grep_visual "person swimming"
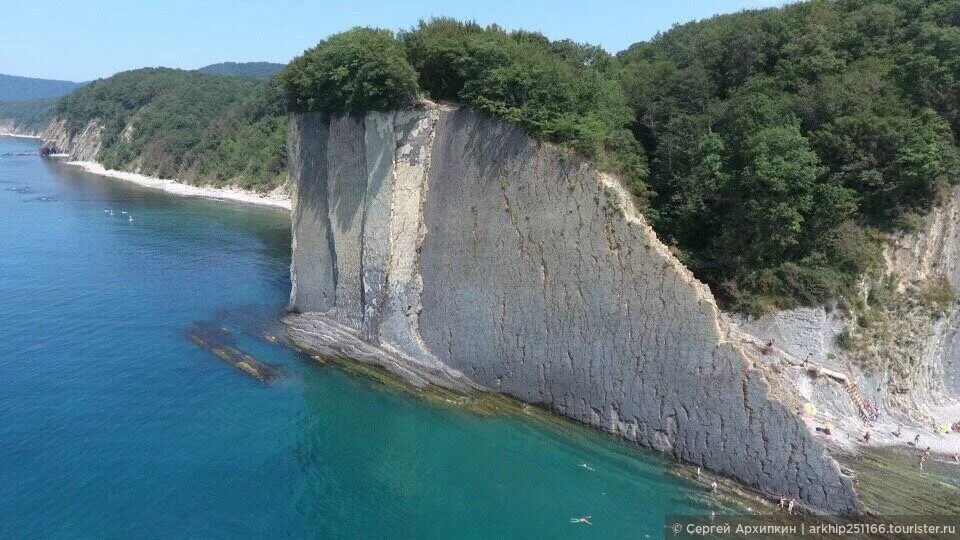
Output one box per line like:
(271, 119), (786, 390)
(579, 462), (594, 471)
(570, 516), (592, 525)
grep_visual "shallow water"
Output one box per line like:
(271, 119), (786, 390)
(0, 136), (716, 537)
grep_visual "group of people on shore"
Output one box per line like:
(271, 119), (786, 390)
(777, 496), (797, 514)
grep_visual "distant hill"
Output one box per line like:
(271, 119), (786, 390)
(54, 67), (287, 190)
(0, 98), (56, 134)
(0, 73), (78, 101)
(196, 62), (285, 79)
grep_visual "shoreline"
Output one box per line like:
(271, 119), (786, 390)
(62, 160), (291, 211)
(0, 132), (42, 139)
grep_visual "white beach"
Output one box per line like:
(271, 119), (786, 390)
(65, 160), (291, 211)
(0, 132), (41, 139)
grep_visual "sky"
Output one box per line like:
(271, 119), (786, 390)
(1, 0), (787, 82)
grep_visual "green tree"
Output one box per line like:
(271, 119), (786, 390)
(715, 124), (825, 270)
(401, 18), (484, 100)
(283, 27), (419, 114)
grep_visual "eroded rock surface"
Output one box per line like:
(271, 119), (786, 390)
(283, 104), (862, 514)
(0, 119), (41, 137)
(40, 118), (103, 160)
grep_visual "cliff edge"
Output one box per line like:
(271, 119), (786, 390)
(282, 103), (863, 514)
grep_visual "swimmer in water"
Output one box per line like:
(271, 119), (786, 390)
(711, 481), (717, 492)
(579, 462), (594, 471)
(570, 516), (592, 525)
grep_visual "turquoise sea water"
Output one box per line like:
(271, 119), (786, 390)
(0, 136), (714, 538)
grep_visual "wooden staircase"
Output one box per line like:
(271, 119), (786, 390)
(842, 378), (872, 422)
(732, 329), (873, 424)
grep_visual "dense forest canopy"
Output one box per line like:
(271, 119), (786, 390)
(197, 62), (285, 79)
(0, 98), (55, 132)
(618, 0), (960, 312)
(55, 68), (287, 190)
(18, 0), (960, 313)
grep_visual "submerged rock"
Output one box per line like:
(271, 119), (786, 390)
(186, 321), (280, 383)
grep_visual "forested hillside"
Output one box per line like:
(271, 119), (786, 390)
(197, 62), (285, 79)
(55, 68), (286, 190)
(618, 0), (960, 312)
(0, 73), (77, 101)
(0, 99), (55, 132)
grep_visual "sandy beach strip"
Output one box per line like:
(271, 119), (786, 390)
(0, 132), (42, 139)
(64, 160), (291, 211)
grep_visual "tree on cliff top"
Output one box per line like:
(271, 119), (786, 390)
(282, 28), (420, 114)
(401, 19), (649, 202)
(281, 21), (649, 203)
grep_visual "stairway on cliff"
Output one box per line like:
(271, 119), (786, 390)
(731, 329), (874, 424)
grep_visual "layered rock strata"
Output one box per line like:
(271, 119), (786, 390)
(283, 103), (863, 514)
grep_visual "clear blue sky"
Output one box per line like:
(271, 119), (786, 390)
(1, 0), (786, 82)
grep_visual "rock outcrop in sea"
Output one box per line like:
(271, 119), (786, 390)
(282, 103), (864, 515)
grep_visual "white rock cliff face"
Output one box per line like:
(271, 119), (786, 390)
(282, 104), (863, 514)
(0, 119), (41, 137)
(40, 118), (103, 160)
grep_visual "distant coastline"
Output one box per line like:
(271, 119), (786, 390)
(0, 132), (41, 139)
(60, 159), (291, 211)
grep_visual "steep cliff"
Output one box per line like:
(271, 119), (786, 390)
(283, 103), (863, 514)
(39, 118), (104, 160)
